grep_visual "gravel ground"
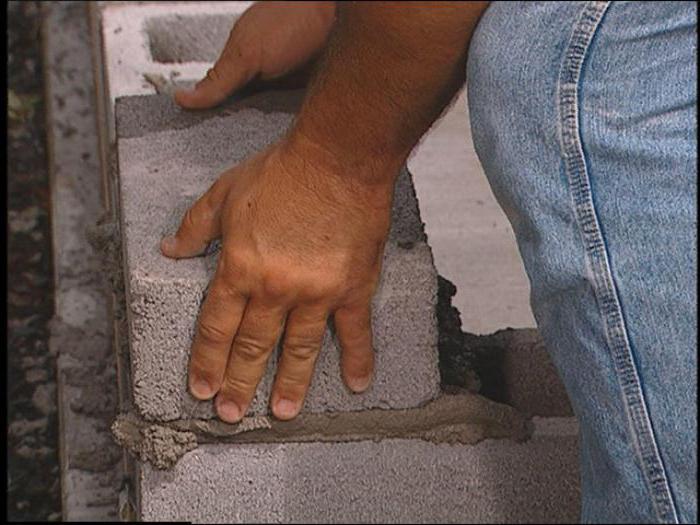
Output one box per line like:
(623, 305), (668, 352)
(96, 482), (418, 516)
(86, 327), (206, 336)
(7, 1), (62, 521)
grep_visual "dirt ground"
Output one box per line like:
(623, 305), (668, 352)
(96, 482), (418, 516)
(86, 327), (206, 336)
(7, 1), (62, 521)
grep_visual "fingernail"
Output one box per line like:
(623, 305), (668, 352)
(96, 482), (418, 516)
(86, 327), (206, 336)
(217, 399), (241, 423)
(274, 398), (299, 420)
(347, 375), (371, 393)
(190, 378), (213, 399)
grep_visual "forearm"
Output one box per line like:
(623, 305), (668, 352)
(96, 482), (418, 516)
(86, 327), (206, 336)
(288, 1), (489, 187)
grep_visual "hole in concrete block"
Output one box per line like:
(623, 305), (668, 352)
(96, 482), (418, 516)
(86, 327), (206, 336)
(145, 14), (240, 64)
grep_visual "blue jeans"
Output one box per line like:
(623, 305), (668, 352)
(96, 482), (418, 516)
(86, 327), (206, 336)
(466, 1), (697, 523)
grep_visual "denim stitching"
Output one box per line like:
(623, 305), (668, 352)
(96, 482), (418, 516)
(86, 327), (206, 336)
(557, 2), (679, 522)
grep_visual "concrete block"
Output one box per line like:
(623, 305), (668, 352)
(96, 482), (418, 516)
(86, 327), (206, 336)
(465, 329), (574, 418)
(101, 1), (251, 103)
(116, 94), (440, 421)
(497, 329), (573, 417)
(98, 1), (252, 142)
(136, 417), (580, 523)
(409, 89), (537, 334)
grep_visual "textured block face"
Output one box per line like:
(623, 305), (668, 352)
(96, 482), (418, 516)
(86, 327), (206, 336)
(138, 434), (580, 523)
(497, 329), (573, 417)
(116, 95), (440, 421)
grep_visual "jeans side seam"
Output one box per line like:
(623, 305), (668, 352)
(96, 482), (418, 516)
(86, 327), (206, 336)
(556, 2), (679, 523)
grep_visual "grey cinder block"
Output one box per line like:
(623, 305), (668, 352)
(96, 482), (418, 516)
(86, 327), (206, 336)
(116, 94), (441, 421)
(138, 427), (580, 523)
(465, 329), (574, 418)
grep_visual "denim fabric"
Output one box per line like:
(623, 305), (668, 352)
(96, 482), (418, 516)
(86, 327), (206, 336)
(466, 1), (697, 523)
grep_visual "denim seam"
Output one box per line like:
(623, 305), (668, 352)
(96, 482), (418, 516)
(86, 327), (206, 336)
(556, 2), (679, 523)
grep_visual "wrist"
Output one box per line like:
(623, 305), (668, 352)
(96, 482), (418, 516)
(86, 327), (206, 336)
(287, 121), (404, 184)
(279, 128), (400, 213)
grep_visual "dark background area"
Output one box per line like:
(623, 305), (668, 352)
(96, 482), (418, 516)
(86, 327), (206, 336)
(7, 1), (62, 521)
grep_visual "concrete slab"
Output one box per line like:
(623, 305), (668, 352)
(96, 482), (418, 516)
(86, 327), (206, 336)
(136, 416), (580, 523)
(116, 94), (440, 421)
(409, 90), (537, 334)
(43, 1), (122, 520)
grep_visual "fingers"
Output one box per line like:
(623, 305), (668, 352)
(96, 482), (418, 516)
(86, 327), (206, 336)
(188, 265), (247, 401)
(334, 302), (375, 393)
(174, 35), (256, 109)
(270, 306), (329, 420)
(161, 175), (230, 259)
(215, 299), (286, 423)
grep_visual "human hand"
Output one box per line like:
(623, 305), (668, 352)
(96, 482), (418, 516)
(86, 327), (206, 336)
(174, 1), (336, 109)
(160, 135), (396, 422)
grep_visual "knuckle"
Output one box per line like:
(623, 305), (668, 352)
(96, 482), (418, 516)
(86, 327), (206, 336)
(226, 17), (246, 46)
(206, 66), (223, 83)
(219, 251), (250, 283)
(233, 335), (268, 363)
(219, 375), (253, 399)
(221, 247), (248, 271)
(196, 319), (230, 346)
(261, 271), (292, 300)
(319, 272), (348, 297)
(214, 272), (241, 298)
(284, 340), (319, 362)
(341, 328), (369, 349)
(183, 207), (197, 231)
(196, 197), (216, 223)
(301, 275), (342, 302)
(336, 311), (371, 345)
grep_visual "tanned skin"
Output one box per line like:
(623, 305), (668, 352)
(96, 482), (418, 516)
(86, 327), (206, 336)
(162, 1), (490, 423)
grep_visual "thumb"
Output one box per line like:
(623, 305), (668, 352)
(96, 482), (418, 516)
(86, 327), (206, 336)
(161, 175), (230, 258)
(174, 41), (257, 110)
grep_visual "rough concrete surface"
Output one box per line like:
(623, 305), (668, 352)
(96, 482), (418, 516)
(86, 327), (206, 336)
(492, 329), (573, 417)
(145, 12), (239, 63)
(113, 416), (198, 471)
(409, 90), (537, 334)
(115, 90), (306, 139)
(116, 94), (440, 422)
(458, 329), (574, 418)
(436, 277), (573, 418)
(113, 411), (271, 470)
(99, 1), (252, 141)
(44, 1), (122, 520)
(137, 420), (580, 523)
(113, 393), (531, 470)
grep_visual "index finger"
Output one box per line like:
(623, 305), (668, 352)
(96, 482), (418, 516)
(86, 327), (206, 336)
(161, 173), (231, 259)
(188, 260), (247, 400)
